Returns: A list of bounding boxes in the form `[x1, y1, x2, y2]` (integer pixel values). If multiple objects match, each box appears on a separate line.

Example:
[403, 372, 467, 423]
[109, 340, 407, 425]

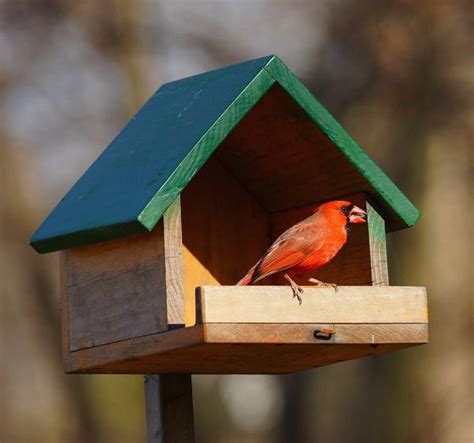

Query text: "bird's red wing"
[252, 247, 306, 282]
[252, 222, 325, 282]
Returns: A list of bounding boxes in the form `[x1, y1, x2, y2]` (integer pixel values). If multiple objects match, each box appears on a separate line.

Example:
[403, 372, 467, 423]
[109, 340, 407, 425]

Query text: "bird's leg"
[284, 273, 303, 305]
[308, 277, 338, 293]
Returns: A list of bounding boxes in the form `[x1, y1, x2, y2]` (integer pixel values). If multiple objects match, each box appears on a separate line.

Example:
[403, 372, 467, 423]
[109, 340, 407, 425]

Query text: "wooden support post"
[163, 196, 185, 327]
[144, 374, 195, 443]
[366, 201, 389, 286]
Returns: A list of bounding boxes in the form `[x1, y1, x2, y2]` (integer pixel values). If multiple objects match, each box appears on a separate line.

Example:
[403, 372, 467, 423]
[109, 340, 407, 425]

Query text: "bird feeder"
[30, 55, 428, 376]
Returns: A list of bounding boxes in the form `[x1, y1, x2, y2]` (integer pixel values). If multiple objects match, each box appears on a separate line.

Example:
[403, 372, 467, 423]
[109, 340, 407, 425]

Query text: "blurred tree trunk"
[1, 1, 151, 441]
[0, 131, 101, 442]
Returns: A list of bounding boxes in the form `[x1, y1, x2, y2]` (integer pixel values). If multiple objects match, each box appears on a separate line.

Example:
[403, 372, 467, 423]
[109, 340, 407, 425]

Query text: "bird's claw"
[284, 273, 304, 304]
[288, 283, 303, 304]
[292, 286, 303, 305]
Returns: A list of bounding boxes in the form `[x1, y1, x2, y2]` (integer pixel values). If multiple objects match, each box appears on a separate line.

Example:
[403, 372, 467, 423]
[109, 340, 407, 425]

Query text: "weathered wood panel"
[197, 286, 428, 324]
[66, 227, 168, 351]
[67, 325, 205, 373]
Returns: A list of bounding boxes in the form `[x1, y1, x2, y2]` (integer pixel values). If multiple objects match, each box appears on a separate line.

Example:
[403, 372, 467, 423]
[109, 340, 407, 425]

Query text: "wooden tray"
[65, 285, 428, 374]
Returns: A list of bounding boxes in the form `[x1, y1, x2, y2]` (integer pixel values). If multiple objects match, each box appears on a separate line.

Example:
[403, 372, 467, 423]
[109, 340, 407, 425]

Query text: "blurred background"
[1, 1, 472, 442]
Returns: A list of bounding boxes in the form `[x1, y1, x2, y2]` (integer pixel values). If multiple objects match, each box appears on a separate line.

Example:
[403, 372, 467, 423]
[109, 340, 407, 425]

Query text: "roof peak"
[30, 55, 419, 253]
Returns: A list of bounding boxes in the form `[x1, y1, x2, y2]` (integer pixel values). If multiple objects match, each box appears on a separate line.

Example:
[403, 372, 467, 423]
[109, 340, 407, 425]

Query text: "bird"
[237, 200, 367, 304]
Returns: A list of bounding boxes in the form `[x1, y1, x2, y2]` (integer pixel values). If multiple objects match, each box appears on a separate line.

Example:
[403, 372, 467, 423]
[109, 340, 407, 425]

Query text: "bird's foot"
[291, 285, 304, 305]
[308, 278, 338, 293]
[284, 273, 304, 305]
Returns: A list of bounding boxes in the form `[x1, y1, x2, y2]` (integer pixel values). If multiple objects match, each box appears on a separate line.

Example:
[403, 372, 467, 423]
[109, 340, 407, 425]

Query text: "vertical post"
[144, 197, 194, 442]
[366, 201, 390, 286]
[144, 375, 195, 443]
[163, 196, 185, 327]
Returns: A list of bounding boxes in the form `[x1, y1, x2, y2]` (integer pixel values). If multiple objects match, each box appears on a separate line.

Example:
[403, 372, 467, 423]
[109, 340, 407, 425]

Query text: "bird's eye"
[341, 205, 353, 215]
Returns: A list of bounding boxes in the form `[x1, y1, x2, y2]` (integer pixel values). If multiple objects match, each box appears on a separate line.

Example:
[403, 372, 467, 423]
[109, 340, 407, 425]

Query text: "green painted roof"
[30, 55, 420, 253]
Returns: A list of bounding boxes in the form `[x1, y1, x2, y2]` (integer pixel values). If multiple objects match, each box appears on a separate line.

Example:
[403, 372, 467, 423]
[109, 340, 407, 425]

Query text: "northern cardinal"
[237, 200, 367, 303]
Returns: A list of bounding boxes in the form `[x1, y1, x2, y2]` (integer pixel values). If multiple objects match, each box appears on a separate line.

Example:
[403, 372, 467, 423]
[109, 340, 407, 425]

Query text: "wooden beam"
[197, 286, 428, 324]
[202, 323, 428, 345]
[163, 196, 185, 326]
[144, 374, 194, 443]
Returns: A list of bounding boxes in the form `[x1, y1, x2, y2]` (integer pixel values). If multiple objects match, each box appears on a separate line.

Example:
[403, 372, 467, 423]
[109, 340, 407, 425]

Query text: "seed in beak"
[349, 205, 367, 224]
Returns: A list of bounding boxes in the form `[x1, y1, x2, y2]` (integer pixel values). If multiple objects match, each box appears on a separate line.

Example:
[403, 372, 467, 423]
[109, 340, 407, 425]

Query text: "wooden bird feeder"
[30, 55, 428, 376]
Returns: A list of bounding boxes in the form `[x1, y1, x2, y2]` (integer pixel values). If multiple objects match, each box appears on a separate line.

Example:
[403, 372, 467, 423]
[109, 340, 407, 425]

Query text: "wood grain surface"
[72, 341, 421, 375]
[65, 227, 168, 351]
[181, 156, 270, 325]
[202, 323, 428, 344]
[163, 197, 185, 326]
[64, 284, 428, 374]
[197, 286, 427, 324]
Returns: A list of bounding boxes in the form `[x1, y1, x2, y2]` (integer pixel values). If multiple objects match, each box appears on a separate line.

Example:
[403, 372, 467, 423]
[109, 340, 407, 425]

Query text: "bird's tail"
[236, 263, 257, 286]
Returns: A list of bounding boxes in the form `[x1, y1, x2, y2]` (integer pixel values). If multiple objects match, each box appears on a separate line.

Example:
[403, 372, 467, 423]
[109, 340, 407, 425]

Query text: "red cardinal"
[237, 200, 367, 303]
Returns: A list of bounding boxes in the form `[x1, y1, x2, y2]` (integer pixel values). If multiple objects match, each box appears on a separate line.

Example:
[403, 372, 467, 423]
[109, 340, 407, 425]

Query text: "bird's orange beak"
[348, 205, 367, 224]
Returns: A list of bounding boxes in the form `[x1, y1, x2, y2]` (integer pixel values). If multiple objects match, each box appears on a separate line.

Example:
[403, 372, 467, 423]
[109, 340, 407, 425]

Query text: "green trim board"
[137, 68, 275, 230]
[30, 55, 419, 253]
